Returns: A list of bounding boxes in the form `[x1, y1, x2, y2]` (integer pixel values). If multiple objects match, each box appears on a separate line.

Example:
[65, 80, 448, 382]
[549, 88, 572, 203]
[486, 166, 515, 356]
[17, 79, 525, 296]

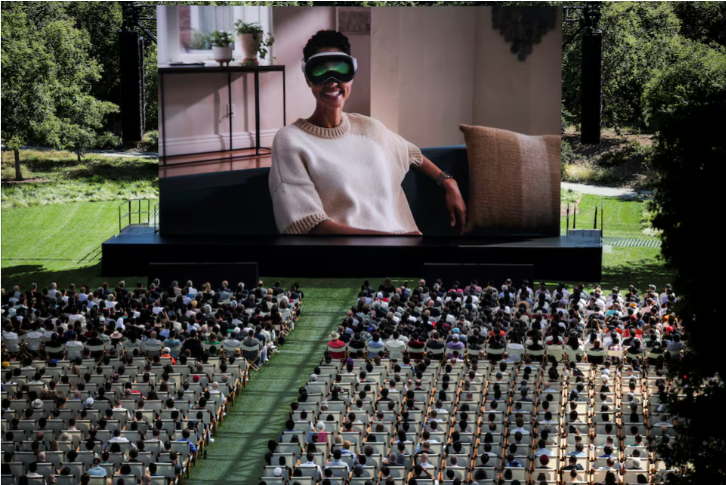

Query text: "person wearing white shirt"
[534, 439, 554, 456]
[299, 453, 322, 479]
[385, 332, 406, 358]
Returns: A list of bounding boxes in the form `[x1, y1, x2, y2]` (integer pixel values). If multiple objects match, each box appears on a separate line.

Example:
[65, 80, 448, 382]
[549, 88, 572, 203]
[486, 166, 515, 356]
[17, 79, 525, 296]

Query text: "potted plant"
[210, 30, 234, 66]
[234, 20, 275, 66]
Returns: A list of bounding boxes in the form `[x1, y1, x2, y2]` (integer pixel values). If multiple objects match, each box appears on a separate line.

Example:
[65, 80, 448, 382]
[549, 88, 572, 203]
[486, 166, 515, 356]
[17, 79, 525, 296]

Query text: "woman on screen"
[269, 30, 467, 235]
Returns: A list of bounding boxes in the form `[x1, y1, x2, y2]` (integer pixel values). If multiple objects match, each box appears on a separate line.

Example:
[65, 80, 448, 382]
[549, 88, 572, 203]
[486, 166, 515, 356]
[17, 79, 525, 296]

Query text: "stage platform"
[102, 227, 602, 281]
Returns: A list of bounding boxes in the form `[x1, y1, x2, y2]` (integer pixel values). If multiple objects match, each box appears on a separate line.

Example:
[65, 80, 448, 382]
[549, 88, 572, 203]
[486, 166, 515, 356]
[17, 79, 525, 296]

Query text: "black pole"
[594, 205, 598, 229]
[573, 205, 577, 229]
[255, 70, 261, 156]
[566, 203, 570, 236]
[120, 30, 145, 143]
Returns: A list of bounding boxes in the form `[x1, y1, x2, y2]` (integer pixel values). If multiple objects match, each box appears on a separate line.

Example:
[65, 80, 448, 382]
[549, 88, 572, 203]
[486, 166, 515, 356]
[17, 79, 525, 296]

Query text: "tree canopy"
[1, 3, 119, 169]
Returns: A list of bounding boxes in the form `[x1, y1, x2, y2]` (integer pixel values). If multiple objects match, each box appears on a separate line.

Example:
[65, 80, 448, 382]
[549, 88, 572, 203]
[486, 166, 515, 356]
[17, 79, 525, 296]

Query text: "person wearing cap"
[445, 333, 465, 358]
[327, 331, 346, 360]
[160, 347, 177, 365]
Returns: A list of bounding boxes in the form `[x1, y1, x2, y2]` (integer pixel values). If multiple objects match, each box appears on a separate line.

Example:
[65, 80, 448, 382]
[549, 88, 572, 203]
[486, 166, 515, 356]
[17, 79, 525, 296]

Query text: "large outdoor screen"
[157, 5, 563, 237]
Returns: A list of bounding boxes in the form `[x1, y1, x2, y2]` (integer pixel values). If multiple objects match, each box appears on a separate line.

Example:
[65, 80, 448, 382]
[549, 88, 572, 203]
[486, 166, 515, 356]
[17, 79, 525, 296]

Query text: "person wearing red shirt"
[327, 332, 346, 360]
[160, 348, 177, 365]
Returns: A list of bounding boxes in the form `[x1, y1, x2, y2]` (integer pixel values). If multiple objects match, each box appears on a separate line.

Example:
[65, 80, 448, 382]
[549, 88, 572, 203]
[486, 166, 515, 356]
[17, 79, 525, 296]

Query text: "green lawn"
[559, 193, 672, 290]
[1, 148, 158, 209]
[1, 200, 152, 289]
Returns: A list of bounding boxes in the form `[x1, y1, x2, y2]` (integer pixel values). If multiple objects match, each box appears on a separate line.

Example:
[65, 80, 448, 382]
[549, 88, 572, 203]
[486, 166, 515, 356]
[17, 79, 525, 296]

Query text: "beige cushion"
[459, 124, 561, 234]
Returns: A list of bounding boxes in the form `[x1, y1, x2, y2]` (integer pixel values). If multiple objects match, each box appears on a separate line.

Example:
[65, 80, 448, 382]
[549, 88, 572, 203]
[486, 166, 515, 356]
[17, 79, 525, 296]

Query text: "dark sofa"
[159, 145, 470, 237]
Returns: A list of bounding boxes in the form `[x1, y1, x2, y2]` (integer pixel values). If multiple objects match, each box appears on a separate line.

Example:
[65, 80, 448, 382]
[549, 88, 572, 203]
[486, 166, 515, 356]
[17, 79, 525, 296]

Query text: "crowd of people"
[264, 278, 683, 485]
[1, 278, 303, 484]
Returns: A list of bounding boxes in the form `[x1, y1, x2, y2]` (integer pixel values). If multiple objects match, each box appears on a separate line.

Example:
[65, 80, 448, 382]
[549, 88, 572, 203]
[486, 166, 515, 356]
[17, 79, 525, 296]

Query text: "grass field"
[1, 149, 158, 209]
[1, 200, 152, 289]
[560, 193, 671, 290]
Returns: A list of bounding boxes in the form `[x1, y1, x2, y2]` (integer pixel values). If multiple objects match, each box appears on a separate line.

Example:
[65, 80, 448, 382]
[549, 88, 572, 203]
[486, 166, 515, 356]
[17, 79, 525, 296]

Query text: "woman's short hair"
[303, 30, 351, 62]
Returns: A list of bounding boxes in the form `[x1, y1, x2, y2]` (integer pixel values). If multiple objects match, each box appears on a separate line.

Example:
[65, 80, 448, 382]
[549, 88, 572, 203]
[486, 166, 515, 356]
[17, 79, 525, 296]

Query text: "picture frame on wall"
[336, 7, 371, 34]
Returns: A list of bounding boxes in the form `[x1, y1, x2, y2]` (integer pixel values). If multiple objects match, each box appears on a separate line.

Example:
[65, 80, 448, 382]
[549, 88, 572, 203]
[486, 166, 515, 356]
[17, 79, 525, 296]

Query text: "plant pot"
[212, 46, 233, 66]
[238, 33, 262, 65]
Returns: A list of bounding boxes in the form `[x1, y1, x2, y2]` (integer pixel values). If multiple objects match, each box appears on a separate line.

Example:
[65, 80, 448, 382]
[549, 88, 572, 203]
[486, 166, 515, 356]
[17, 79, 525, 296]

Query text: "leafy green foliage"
[211, 30, 234, 48]
[234, 20, 264, 35]
[234, 20, 275, 61]
[672, 1, 726, 48]
[563, 2, 682, 131]
[1, 4, 120, 171]
[647, 85, 723, 485]
[145, 43, 159, 133]
[642, 38, 726, 129]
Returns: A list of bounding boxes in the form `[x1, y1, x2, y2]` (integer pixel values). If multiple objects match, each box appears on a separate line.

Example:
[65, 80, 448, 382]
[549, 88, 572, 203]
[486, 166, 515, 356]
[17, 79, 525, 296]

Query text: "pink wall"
[473, 7, 562, 136]
[371, 7, 562, 149]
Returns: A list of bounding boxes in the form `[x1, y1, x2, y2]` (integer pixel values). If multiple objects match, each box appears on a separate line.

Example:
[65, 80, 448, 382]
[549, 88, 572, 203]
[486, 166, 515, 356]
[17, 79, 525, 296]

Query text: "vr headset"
[301, 52, 357, 84]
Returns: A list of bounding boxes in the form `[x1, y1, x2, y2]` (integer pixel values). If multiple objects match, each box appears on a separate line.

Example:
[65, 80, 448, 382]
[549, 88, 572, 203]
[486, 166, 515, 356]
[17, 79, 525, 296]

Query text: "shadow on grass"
[601, 259, 674, 290]
[36, 159, 158, 182]
[0, 262, 145, 293]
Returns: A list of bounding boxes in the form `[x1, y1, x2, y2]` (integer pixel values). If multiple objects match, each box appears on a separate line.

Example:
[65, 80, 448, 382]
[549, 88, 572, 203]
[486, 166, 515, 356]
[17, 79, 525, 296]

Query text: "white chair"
[565, 347, 585, 362]
[241, 342, 260, 370]
[407, 345, 426, 359]
[486, 346, 505, 359]
[25, 336, 43, 352]
[427, 346, 446, 359]
[167, 340, 182, 357]
[546, 345, 564, 362]
[222, 340, 242, 355]
[3, 336, 21, 353]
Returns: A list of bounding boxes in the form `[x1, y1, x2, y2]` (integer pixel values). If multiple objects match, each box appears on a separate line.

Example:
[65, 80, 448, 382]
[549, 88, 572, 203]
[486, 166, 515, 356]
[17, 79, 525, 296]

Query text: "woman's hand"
[442, 178, 467, 235]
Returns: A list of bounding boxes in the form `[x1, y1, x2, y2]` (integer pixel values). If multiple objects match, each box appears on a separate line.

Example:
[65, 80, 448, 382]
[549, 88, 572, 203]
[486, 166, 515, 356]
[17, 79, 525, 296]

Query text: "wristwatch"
[436, 171, 453, 186]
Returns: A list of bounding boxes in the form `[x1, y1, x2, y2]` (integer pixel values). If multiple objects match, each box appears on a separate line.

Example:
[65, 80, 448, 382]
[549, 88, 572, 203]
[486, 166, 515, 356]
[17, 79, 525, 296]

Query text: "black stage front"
[102, 226, 602, 281]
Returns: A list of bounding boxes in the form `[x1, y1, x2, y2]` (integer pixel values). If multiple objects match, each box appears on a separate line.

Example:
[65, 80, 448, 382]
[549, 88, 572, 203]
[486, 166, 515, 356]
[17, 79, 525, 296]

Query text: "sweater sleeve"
[407, 141, 424, 167]
[269, 129, 331, 234]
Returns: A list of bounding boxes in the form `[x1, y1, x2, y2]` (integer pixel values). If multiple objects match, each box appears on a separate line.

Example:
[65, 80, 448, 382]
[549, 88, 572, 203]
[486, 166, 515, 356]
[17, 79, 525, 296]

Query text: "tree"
[66, 2, 124, 131]
[647, 77, 724, 485]
[1, 4, 119, 175]
[562, 2, 682, 131]
[642, 38, 726, 129]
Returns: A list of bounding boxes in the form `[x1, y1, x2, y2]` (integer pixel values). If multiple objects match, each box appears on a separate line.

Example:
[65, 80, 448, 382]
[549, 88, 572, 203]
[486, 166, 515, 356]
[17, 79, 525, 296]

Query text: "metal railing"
[566, 202, 604, 236]
[118, 199, 158, 233]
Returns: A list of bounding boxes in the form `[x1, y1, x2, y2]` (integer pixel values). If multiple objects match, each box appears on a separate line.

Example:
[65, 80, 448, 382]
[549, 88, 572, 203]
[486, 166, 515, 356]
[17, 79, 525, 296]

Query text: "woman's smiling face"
[308, 47, 353, 110]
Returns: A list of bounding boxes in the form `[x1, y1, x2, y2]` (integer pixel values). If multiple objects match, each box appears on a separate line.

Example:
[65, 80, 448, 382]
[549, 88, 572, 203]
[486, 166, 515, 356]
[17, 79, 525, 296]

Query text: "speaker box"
[581, 30, 603, 144]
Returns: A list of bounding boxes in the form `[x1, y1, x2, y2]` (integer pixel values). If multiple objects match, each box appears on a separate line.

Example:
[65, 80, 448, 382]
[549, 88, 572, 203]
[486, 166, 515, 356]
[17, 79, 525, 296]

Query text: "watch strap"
[436, 171, 453, 186]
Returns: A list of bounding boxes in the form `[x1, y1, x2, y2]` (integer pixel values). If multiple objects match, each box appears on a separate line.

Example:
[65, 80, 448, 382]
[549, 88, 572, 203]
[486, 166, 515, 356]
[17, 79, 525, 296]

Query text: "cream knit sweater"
[269, 112, 423, 234]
